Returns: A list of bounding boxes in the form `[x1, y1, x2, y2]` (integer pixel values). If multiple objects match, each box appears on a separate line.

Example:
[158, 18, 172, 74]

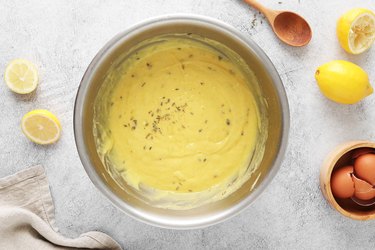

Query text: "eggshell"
[354, 154, 375, 185]
[352, 175, 375, 200]
[330, 166, 355, 199]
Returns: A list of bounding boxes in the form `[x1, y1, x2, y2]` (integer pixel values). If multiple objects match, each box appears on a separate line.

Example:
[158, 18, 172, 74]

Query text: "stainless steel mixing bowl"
[74, 14, 289, 229]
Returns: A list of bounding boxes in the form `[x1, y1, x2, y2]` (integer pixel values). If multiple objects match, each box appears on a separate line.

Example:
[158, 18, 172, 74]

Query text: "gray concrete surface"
[1, 0, 375, 249]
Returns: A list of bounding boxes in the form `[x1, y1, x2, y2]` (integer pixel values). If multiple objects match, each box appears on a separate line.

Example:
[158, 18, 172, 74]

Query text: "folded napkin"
[0, 165, 122, 250]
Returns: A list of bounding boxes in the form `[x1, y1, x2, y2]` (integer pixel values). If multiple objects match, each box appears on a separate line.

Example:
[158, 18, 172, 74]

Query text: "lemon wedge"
[21, 110, 61, 145]
[4, 59, 38, 94]
[337, 8, 375, 54]
[315, 60, 373, 104]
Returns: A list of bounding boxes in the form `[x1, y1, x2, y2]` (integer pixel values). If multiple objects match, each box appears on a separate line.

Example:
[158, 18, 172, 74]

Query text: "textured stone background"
[1, 0, 375, 249]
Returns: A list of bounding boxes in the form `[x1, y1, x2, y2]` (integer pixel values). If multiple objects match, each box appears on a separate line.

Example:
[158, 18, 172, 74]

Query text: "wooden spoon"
[243, 0, 312, 46]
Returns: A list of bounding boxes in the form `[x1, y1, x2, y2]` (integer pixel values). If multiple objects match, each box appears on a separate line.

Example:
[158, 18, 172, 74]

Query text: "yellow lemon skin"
[337, 8, 375, 54]
[315, 60, 373, 104]
[21, 109, 61, 145]
[4, 59, 39, 94]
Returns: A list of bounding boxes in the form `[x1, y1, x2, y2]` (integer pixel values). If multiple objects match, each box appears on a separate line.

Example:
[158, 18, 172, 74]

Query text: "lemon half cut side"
[4, 59, 39, 94]
[21, 110, 61, 145]
[337, 8, 375, 54]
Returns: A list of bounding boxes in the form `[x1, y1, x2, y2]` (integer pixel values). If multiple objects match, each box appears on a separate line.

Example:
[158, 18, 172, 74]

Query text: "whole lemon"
[315, 60, 373, 104]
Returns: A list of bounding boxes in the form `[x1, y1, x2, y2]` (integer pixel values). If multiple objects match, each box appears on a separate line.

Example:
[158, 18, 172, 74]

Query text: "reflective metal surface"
[74, 15, 289, 229]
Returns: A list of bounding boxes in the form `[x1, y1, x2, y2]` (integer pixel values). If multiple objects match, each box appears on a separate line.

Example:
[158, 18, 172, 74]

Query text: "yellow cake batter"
[94, 34, 267, 209]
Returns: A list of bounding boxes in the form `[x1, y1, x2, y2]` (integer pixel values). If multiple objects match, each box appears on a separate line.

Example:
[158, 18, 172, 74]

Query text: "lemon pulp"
[94, 35, 267, 209]
[4, 59, 38, 94]
[337, 8, 375, 54]
[22, 110, 61, 145]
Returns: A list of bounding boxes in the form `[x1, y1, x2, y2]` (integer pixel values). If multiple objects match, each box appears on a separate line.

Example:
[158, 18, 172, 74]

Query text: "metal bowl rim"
[73, 14, 290, 229]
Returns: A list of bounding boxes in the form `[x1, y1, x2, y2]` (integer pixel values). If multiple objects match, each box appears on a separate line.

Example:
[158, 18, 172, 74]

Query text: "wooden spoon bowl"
[273, 12, 312, 46]
[244, 0, 312, 47]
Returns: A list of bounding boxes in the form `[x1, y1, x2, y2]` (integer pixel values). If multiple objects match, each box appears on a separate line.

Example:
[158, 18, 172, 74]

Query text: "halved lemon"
[4, 59, 38, 94]
[21, 110, 61, 145]
[337, 8, 375, 54]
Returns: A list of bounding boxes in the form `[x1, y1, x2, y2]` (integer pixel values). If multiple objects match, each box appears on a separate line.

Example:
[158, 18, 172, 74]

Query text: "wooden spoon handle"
[243, 0, 278, 23]
[243, 0, 268, 13]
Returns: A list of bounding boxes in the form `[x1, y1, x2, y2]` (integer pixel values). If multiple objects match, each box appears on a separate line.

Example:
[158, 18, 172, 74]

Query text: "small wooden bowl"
[320, 141, 375, 220]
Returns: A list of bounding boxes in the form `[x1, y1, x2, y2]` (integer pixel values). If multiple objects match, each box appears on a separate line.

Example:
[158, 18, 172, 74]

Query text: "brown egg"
[331, 166, 355, 199]
[354, 154, 375, 185]
[352, 175, 375, 200]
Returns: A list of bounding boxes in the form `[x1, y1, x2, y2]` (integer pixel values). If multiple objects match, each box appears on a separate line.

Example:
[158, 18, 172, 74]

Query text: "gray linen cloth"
[0, 165, 122, 250]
